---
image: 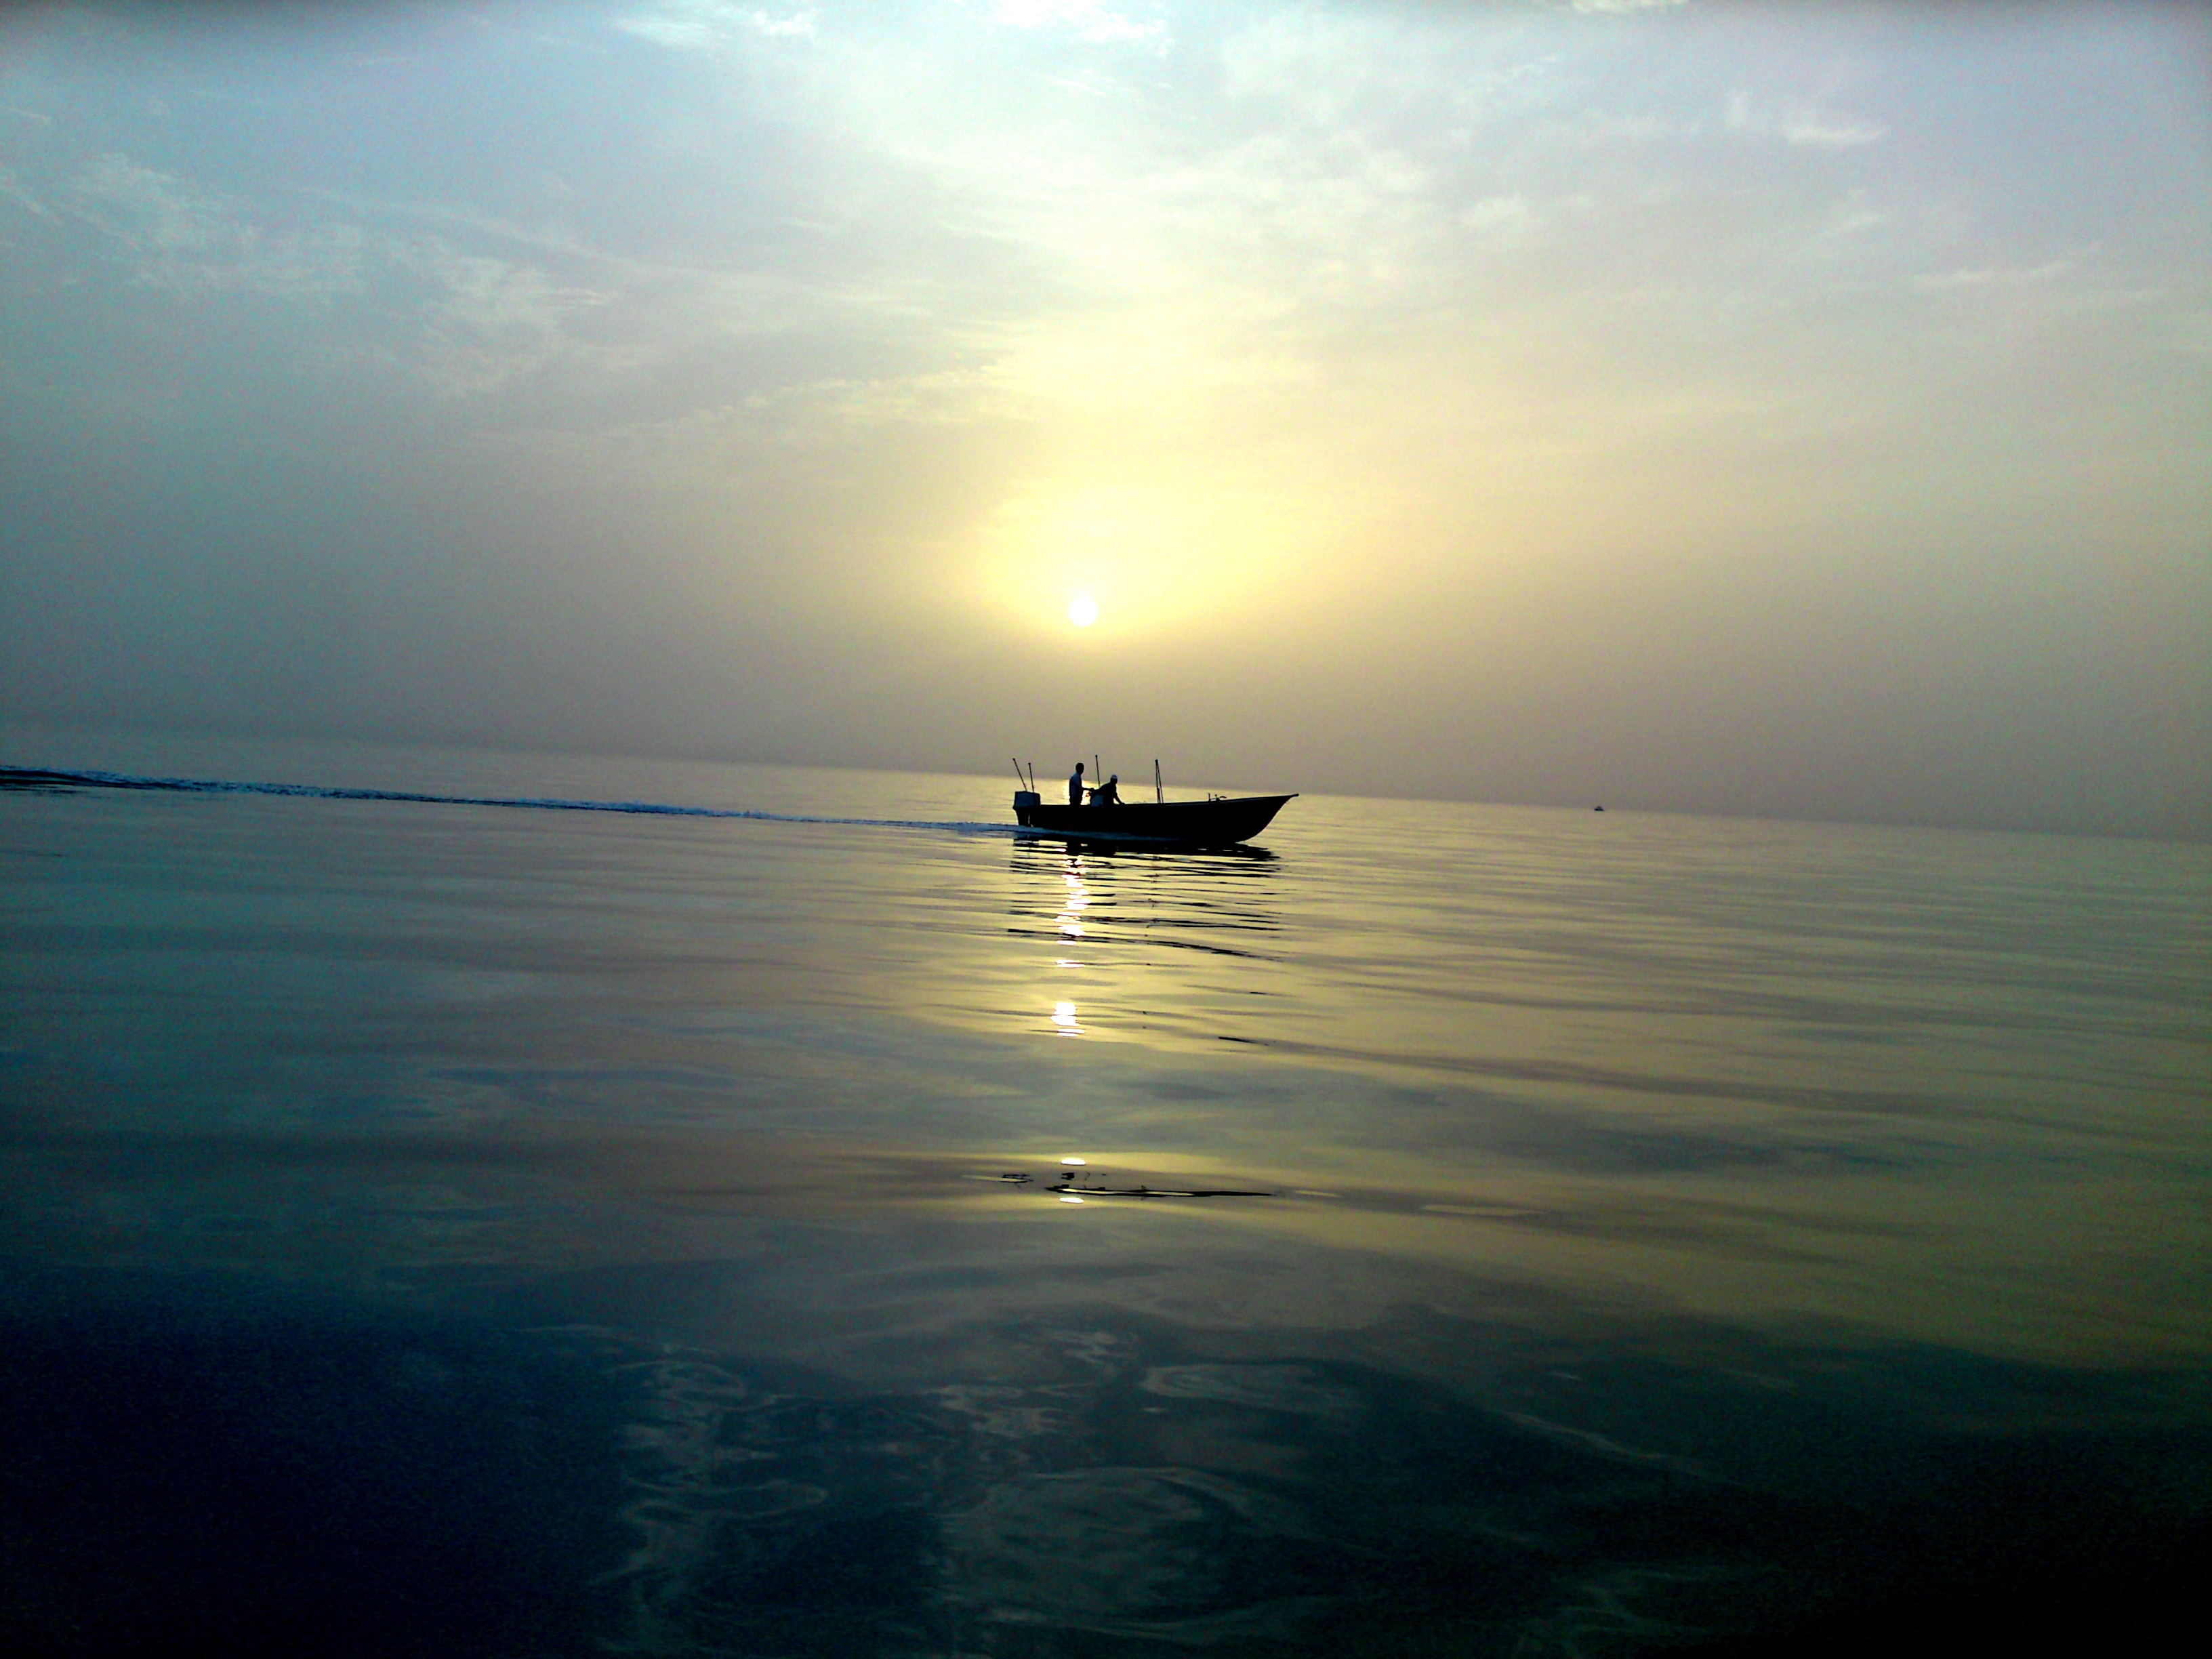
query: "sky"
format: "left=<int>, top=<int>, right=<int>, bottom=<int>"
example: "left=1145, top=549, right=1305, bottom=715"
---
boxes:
left=1, top=0, right=2207, bottom=838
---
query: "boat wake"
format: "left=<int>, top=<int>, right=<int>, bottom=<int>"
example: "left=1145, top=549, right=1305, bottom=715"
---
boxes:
left=0, top=765, right=1023, bottom=838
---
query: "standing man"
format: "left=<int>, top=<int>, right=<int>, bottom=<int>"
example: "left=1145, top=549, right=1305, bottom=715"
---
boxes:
left=1067, top=760, right=1086, bottom=806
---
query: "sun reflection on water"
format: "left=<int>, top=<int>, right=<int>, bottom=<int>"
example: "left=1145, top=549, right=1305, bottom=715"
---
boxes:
left=1055, top=863, right=1090, bottom=939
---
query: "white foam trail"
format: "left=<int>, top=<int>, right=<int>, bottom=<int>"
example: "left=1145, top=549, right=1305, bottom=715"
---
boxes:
left=1, top=765, right=1025, bottom=838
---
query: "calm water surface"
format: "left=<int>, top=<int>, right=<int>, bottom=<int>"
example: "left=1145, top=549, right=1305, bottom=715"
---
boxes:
left=3, top=729, right=2207, bottom=1656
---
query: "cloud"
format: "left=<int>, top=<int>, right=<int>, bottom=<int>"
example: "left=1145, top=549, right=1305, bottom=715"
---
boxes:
left=0, top=161, right=52, bottom=218
left=56, top=153, right=628, bottom=397
left=1816, top=189, right=1885, bottom=240
left=72, top=154, right=369, bottom=300
left=1784, top=115, right=1887, bottom=150
left=76, top=153, right=224, bottom=257
left=613, top=3, right=815, bottom=50
left=1913, top=259, right=2074, bottom=291
left=1568, top=112, right=1706, bottom=146
left=992, top=1, right=1167, bottom=47
left=1725, top=89, right=1885, bottom=149
left=505, top=361, right=1036, bottom=474
left=380, top=239, right=618, bottom=397
left=1460, top=192, right=1536, bottom=241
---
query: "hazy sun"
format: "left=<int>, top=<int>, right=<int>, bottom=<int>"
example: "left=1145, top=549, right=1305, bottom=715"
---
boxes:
left=1068, top=593, right=1099, bottom=628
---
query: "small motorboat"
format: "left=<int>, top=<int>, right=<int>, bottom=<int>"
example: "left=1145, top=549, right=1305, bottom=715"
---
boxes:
left=1012, top=787, right=1295, bottom=846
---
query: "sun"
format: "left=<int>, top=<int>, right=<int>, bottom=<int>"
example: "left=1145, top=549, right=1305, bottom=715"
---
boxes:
left=1067, top=593, right=1099, bottom=628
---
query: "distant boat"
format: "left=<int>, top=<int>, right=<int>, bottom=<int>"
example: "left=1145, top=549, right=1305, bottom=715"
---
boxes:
left=1012, top=790, right=1295, bottom=846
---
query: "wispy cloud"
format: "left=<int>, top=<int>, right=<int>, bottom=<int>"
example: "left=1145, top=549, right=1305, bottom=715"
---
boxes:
left=1816, top=188, right=1885, bottom=241
left=614, top=2, right=815, bottom=50
left=1913, top=258, right=2074, bottom=291
left=384, top=239, right=618, bottom=396
left=1460, top=193, right=1536, bottom=240
left=1784, top=114, right=1887, bottom=150
left=993, top=1, right=1167, bottom=48
left=74, top=154, right=369, bottom=299
left=0, top=161, right=52, bottom=218
left=60, top=154, right=627, bottom=396
left=1726, top=89, right=1885, bottom=149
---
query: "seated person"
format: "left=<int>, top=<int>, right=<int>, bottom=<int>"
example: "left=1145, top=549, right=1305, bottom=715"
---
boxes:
left=1088, top=773, right=1122, bottom=807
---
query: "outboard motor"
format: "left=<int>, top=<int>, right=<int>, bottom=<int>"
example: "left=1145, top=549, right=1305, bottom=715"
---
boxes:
left=1013, top=789, right=1040, bottom=825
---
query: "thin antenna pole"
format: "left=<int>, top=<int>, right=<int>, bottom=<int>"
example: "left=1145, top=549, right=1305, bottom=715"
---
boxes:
left=1012, top=758, right=1026, bottom=787
left=1154, top=758, right=1162, bottom=804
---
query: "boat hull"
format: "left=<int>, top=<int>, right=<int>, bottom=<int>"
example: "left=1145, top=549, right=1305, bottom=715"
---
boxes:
left=1014, top=794, right=1295, bottom=846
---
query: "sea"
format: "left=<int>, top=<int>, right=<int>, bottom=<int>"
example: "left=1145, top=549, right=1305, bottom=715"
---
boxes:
left=2, top=726, right=2207, bottom=1657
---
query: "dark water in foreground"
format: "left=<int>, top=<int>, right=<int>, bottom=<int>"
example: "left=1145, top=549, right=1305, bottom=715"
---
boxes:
left=3, top=730, right=2207, bottom=1656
